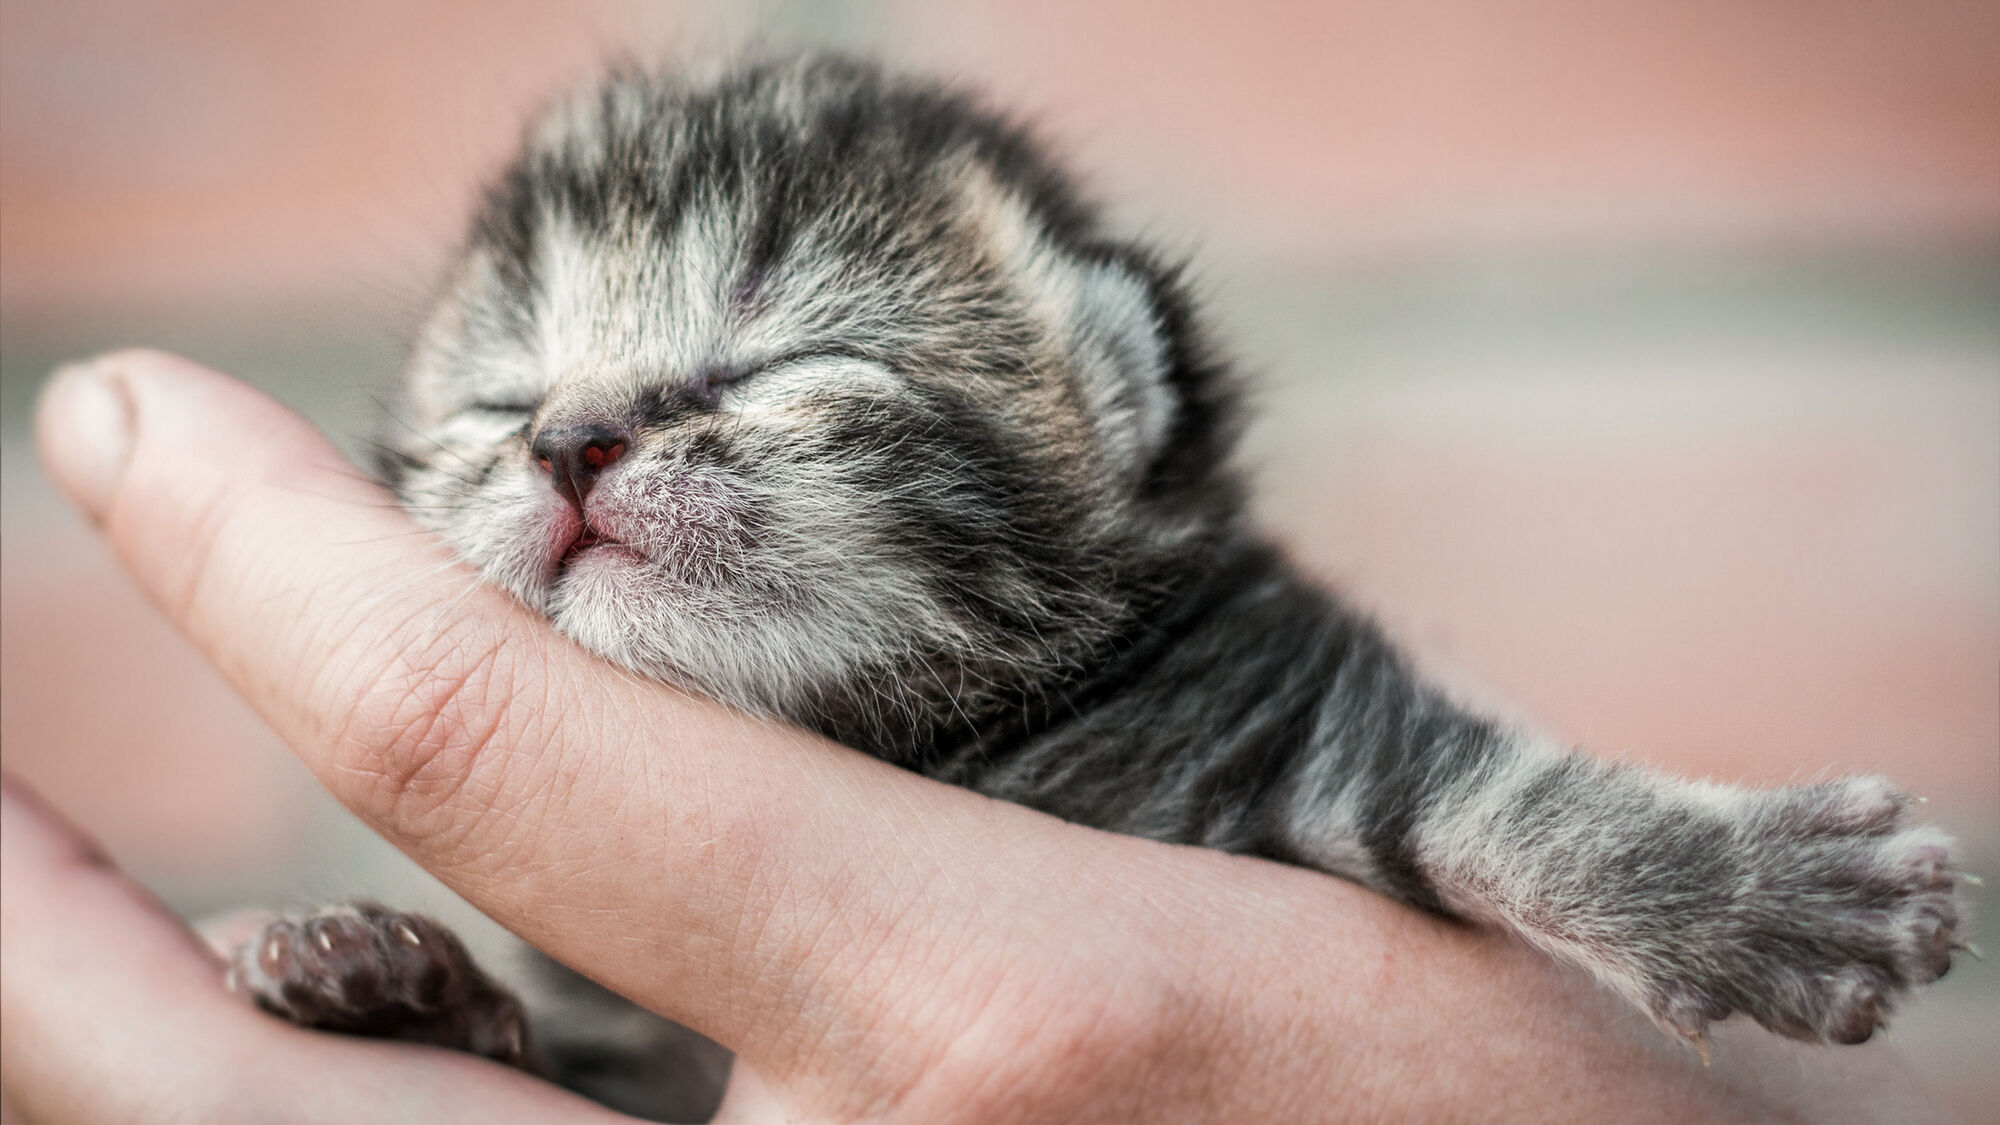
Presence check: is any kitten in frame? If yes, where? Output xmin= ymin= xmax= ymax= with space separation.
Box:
xmin=228 ymin=55 xmax=1966 ymax=1119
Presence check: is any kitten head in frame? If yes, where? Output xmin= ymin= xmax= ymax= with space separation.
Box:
xmin=389 ymin=56 xmax=1243 ymax=759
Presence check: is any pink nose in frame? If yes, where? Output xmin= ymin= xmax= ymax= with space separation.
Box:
xmin=530 ymin=424 xmax=629 ymax=509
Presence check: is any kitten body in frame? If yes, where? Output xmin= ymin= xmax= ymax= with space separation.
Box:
xmin=232 ymin=56 xmax=1965 ymax=1120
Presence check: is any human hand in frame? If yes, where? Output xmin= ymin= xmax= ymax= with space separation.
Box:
xmin=4 ymin=350 xmax=1950 ymax=1123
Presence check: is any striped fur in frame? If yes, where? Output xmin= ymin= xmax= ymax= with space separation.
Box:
xmin=241 ymin=56 xmax=1965 ymax=1119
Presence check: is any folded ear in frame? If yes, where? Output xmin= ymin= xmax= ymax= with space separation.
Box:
xmin=1048 ymin=253 xmax=1177 ymax=482
xmin=954 ymin=162 xmax=1185 ymax=484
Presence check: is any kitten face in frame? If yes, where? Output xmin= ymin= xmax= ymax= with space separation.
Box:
xmin=390 ymin=58 xmax=1240 ymax=757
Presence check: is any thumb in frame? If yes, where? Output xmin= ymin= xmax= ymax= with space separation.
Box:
xmin=30 ymin=352 xmax=1064 ymax=1088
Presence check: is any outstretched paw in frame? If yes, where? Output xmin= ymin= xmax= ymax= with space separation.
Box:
xmin=225 ymin=902 xmax=532 ymax=1066
xmin=1648 ymin=776 xmax=1966 ymax=1046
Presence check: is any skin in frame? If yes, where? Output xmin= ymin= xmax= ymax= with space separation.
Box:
xmin=1 ymin=350 xmax=1952 ymax=1123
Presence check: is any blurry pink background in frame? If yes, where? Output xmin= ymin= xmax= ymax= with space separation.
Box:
xmin=2 ymin=1 xmax=1995 ymax=1118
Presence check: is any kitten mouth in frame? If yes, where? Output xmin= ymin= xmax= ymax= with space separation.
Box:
xmin=559 ymin=522 xmax=627 ymax=566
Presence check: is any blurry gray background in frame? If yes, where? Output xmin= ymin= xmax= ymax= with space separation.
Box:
xmin=2 ymin=1 xmax=1995 ymax=1118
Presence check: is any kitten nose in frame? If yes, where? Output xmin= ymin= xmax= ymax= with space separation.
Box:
xmin=529 ymin=423 xmax=630 ymax=509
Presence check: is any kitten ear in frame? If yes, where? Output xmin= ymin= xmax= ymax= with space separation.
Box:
xmin=1055 ymin=255 xmax=1176 ymax=480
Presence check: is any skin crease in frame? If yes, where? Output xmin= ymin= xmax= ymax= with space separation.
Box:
xmin=0 ymin=351 xmax=1951 ymax=1123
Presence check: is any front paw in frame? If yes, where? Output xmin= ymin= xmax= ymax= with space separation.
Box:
xmin=1648 ymin=776 xmax=1966 ymax=1046
xmin=225 ymin=902 xmax=532 ymax=1066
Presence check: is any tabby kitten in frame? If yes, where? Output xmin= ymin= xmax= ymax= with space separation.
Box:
xmin=229 ymin=55 xmax=1966 ymax=1120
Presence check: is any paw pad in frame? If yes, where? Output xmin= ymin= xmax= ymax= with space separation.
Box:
xmin=226 ymin=902 xmax=533 ymax=1066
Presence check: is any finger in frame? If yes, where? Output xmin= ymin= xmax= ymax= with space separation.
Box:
xmin=32 ymin=351 xmax=1069 ymax=1076
xmin=0 ymin=774 xmax=632 ymax=1123
xmin=28 ymin=358 xmax=1954 ymax=1125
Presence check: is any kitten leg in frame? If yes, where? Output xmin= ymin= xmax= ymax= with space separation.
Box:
xmin=1409 ymin=746 xmax=1963 ymax=1046
xmin=225 ymin=902 xmax=533 ymax=1067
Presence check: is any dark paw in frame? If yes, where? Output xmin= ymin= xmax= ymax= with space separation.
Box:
xmin=1647 ymin=777 xmax=1968 ymax=1047
xmin=226 ymin=902 xmax=533 ymax=1066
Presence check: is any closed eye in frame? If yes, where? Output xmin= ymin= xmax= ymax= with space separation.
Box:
xmin=459 ymin=400 xmax=540 ymax=417
xmin=704 ymin=350 xmax=872 ymax=392
xmin=761 ymin=348 xmax=864 ymax=375
xmin=693 ymin=350 xmax=857 ymax=402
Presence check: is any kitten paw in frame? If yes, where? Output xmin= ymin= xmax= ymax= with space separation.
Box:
xmin=1645 ymin=777 xmax=1964 ymax=1046
xmin=225 ymin=902 xmax=533 ymax=1066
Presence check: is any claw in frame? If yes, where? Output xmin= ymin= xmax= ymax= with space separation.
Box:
xmin=1665 ymin=1024 xmax=1713 ymax=1066
xmin=1955 ymin=941 xmax=1984 ymax=961
xmin=1960 ymin=873 xmax=1984 ymax=887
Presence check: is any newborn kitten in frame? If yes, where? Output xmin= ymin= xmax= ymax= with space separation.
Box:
xmin=229 ymin=55 xmax=1967 ymax=1119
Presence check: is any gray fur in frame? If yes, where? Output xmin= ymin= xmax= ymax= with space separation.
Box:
xmin=245 ymin=55 xmax=1965 ymax=1120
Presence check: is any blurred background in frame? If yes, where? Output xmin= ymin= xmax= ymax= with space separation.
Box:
xmin=2 ymin=0 xmax=1995 ymax=1117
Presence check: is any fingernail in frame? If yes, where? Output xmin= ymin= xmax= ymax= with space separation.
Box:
xmin=37 ymin=358 xmax=135 ymax=520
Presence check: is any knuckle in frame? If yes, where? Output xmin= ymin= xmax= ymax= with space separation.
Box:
xmin=330 ymin=622 xmax=529 ymax=843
